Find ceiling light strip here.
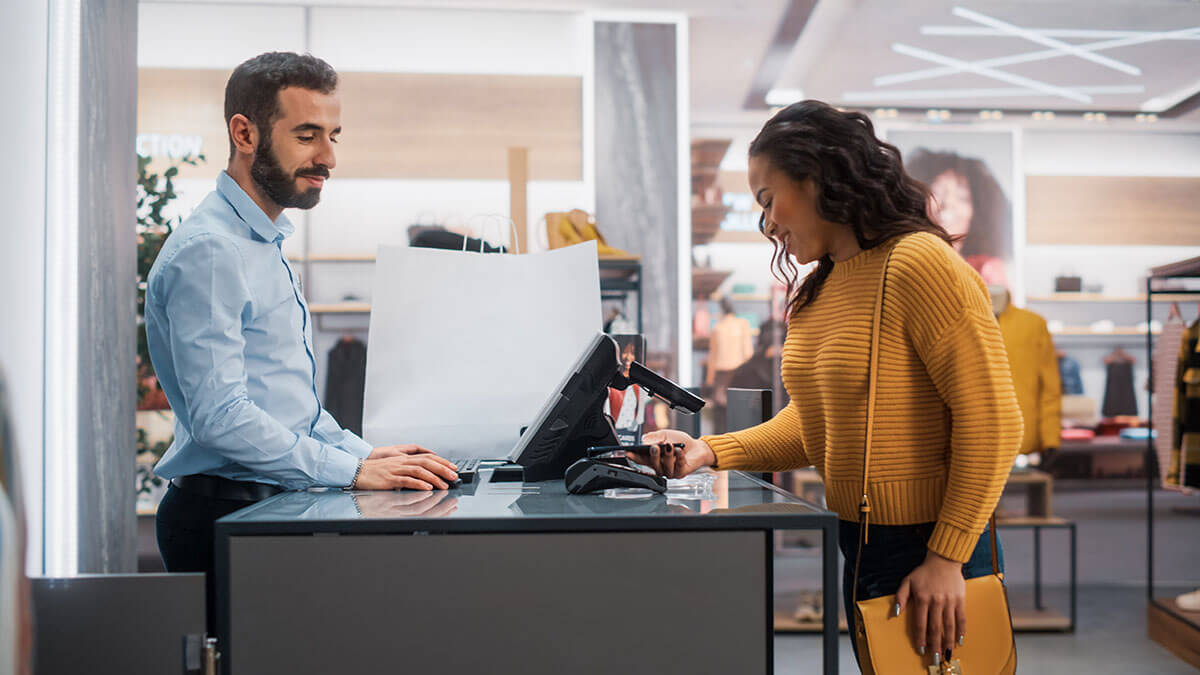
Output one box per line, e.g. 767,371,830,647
921,26,1200,41
842,85,1144,102
877,25,1200,88
891,43,1091,102
951,7,1140,75
1142,77,1200,112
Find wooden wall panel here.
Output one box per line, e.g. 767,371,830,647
1026,175,1200,246
137,68,582,181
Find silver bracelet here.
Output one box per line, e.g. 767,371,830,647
347,458,365,490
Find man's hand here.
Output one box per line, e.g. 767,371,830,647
353,453,459,491
368,444,435,459
354,491,458,519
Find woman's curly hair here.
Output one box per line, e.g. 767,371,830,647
749,101,957,317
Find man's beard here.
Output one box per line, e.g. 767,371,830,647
250,134,328,210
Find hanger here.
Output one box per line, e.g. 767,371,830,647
1105,346,1134,365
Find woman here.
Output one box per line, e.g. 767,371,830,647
905,148,1012,287
633,101,1022,667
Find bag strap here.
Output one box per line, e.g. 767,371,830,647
850,246,1000,609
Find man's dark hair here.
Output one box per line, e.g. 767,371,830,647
224,52,338,159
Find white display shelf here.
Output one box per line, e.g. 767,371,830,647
308,302,372,314
1050,327,1160,337
1028,293,1199,304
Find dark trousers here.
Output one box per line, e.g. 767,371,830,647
837,520,1004,668
156,483,260,634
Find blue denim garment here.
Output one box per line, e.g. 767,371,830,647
838,519,1004,666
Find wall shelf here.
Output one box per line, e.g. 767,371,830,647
308,303,372,314
289,255,377,263
710,230,767,244
1028,293,1200,304
1050,327,1161,337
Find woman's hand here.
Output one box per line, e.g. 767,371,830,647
627,430,716,479
896,549,966,657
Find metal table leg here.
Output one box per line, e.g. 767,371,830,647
1069,523,1077,631
1034,526,1044,611
822,520,839,675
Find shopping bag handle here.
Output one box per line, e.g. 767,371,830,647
462,214,521,255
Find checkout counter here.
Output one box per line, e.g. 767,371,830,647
213,469,839,674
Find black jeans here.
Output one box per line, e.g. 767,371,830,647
156,483,260,634
838,520,1004,668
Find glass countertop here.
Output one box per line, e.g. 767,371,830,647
217,470,831,531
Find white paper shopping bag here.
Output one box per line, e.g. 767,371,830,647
362,241,602,457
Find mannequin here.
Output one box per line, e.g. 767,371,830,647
988,284,1010,315
992,286,1062,461
706,297,753,433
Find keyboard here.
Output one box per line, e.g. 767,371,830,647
444,458,483,485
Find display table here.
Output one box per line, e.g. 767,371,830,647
214,470,838,675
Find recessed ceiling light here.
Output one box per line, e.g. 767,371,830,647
764,88,804,107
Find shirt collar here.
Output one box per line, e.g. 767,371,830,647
216,170,295,243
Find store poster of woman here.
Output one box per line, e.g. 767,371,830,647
885,129,1021,298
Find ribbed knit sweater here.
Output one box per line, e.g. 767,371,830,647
702,232,1023,562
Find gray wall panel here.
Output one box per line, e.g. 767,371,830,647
594,22,679,376
76,0,138,573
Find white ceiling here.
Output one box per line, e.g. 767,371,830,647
147,0,1200,134
781,0,1200,116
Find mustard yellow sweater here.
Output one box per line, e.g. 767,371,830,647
703,233,1022,562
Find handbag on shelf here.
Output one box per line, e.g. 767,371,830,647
851,247,1017,675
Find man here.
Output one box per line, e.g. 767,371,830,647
147,52,459,578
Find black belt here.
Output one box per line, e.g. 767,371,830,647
171,474,284,502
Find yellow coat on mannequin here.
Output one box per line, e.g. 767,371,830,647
994,290,1062,455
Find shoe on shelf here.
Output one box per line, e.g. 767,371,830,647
566,209,637,259
1177,589,1200,612
792,590,823,623
545,211,585,250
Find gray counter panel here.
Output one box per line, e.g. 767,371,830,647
229,531,765,674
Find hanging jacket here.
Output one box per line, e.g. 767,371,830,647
997,301,1062,454
1057,355,1084,395
325,338,368,437
1179,319,1200,489
1154,317,1186,487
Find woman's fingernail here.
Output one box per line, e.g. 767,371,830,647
893,603,901,617
958,634,964,646
918,646,925,656
933,652,941,665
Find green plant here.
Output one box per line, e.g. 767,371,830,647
136,152,203,408
136,152,203,487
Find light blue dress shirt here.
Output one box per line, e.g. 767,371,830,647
147,171,371,489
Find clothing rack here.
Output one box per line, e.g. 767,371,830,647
1145,262,1200,668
